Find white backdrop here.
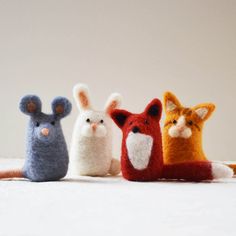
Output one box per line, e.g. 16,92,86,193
0,0,235,160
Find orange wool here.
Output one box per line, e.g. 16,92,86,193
163,91,215,164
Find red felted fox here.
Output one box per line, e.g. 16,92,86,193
111,98,233,182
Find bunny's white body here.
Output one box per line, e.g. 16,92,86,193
70,84,121,176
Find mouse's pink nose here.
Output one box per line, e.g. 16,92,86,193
41,128,49,136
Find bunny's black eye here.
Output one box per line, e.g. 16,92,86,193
51,121,55,125
144,119,149,125
173,120,177,124
86,118,90,123
36,122,40,127
188,120,193,126
100,119,104,124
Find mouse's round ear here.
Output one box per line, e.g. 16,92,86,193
52,97,72,119
104,93,122,115
73,83,92,111
19,95,42,116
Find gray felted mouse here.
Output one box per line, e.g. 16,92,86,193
0,95,72,182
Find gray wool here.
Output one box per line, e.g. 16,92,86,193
20,95,72,182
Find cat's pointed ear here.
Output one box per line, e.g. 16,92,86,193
104,93,122,115
193,103,215,122
163,91,182,113
73,83,92,111
52,97,72,119
19,95,42,116
111,109,132,129
144,98,162,121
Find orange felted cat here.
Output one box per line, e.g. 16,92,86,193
162,91,234,180
163,91,215,164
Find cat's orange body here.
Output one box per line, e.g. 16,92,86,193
163,92,215,164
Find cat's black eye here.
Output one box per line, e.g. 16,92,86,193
36,122,40,127
188,120,193,126
145,119,149,125
86,118,90,123
100,119,104,124
173,120,177,124
51,121,56,125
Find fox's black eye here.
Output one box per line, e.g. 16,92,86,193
51,121,55,125
173,120,177,124
129,121,133,125
188,120,193,125
100,120,104,124
145,119,149,125
86,118,90,123
36,122,40,127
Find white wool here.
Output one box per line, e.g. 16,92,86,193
211,163,233,179
126,132,153,170
166,100,177,112
195,107,208,119
168,115,192,139
70,83,122,176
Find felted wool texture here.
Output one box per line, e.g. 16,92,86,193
111,99,163,181
70,83,122,177
163,91,216,164
161,91,233,181
112,97,233,182
0,95,72,182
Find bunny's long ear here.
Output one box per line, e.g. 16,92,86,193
192,103,215,122
19,95,42,116
163,91,182,114
73,83,92,111
104,93,122,115
52,97,72,119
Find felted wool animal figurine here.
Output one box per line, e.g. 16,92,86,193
0,95,72,182
111,99,164,181
112,98,233,182
162,91,233,180
70,83,122,176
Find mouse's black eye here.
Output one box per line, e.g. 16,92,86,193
144,119,149,125
36,122,40,127
51,121,55,125
188,120,193,126
86,118,90,123
100,119,104,124
173,120,177,125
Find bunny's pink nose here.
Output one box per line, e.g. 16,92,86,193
41,128,49,136
91,123,97,131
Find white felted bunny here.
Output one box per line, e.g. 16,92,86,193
70,83,122,176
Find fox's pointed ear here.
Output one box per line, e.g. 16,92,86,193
73,83,92,111
163,91,181,113
104,93,122,115
111,109,132,129
193,103,215,122
144,99,162,121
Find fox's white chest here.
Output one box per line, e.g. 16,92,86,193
126,133,153,170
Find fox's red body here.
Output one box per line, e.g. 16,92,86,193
115,99,163,181
111,99,216,182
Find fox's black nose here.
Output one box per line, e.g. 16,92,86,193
132,126,140,133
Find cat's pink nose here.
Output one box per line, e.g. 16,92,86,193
177,126,185,132
41,128,49,136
